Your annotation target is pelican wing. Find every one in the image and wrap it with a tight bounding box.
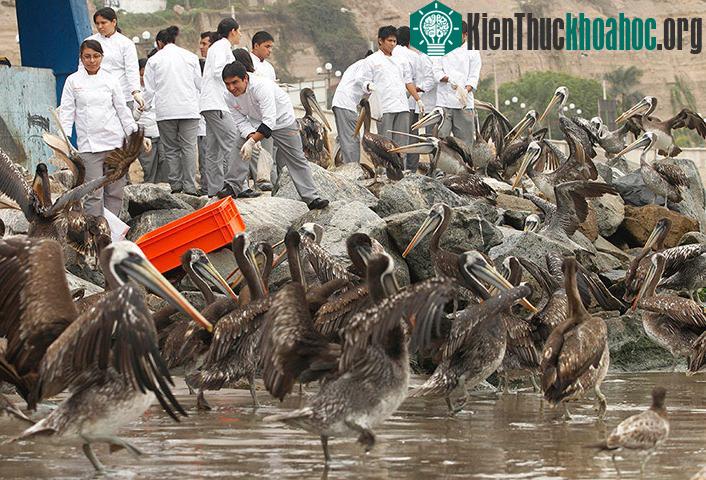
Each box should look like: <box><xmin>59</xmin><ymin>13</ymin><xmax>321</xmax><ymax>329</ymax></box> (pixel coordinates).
<box><xmin>46</xmin><ymin>175</ymin><xmax>107</xmax><ymax>217</ymax></box>
<box><xmin>441</xmin><ymin>173</ymin><xmax>496</xmax><ymax>199</ymax></box>
<box><xmin>549</xmin><ymin>181</ymin><xmax>617</xmax><ymax>237</ymax></box>
<box><xmin>43</xmin><ymin>132</ymin><xmax>85</xmax><ymax>187</ymax></box>
<box><xmin>0</xmin><ymin>148</ymin><xmax>36</xmax><ymax>220</ymax></box>
<box><xmin>661</xmin><ymin>244</ymin><xmax>706</xmax><ymax>278</ymax></box>
<box><xmin>300</xmin><ymin>236</ymin><xmax>358</xmax><ymax>284</ymax></box>
<box><xmin>639</xmin><ymin>295</ymin><xmax>706</xmax><ymax>329</ymax></box>
<box><xmin>666</xmin><ymin>108</ymin><xmax>706</xmax><ymax>138</ymax></box>
<box><xmin>103</xmin><ymin>129</ymin><xmax>144</xmax><ymax>183</ymax></box>
<box><xmin>313</xmin><ymin>284</ymin><xmax>371</xmax><ymax>339</ymax></box>
<box><xmin>653</xmin><ymin>161</ymin><xmax>689</xmax><ymax>187</ymax></box>
<box><xmin>203</xmin><ymin>298</ymin><xmax>271</xmax><ymax>365</ymax></box>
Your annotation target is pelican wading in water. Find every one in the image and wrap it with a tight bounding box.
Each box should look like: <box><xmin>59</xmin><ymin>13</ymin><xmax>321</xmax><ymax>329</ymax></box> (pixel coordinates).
<box><xmin>298</xmin><ymin>87</ymin><xmax>333</xmax><ymax>167</ymax></box>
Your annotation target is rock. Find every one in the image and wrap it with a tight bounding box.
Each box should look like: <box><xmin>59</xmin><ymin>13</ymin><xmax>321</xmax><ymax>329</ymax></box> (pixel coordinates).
<box><xmin>593</xmin><ymin>251</ymin><xmax>622</xmax><ymax>272</ymax></box>
<box><xmin>146</xmin><ymin>290</ymin><xmax>208</xmax><ymax>315</ymax></box>
<box><xmin>489</xmin><ymin>231</ymin><xmax>587</xmax><ymax>267</ymax></box>
<box><xmin>495</xmin><ymin>193</ymin><xmax>539</xmax><ymax>213</ymax></box>
<box><xmin>589</xmin><ymin>191</ymin><xmax>624</xmax><ymax>237</ymax></box>
<box><xmin>612</xmin><ymin>170</ymin><xmax>655</xmax><ymax>206</ymax></box>
<box><xmin>578</xmin><ymin>209</ymin><xmax>599</xmax><ymax>242</ymax></box>
<box><xmin>235</xmin><ymin>197</ymin><xmax>308</xmax><ymax>246</ymax></box>
<box><xmin>594</xmin><ymin>235</ymin><xmax>630</xmax><ymax>262</ymax></box>
<box><xmin>331</xmin><ymin>163</ymin><xmax>370</xmax><ymax>182</ymax></box>
<box><xmin>174</xmin><ymin>193</ymin><xmax>209</xmax><ymax>210</ymax></box>
<box><xmin>668</xmin><ymin>157</ymin><xmax>706</xmax><ymax>232</ymax></box>
<box><xmin>386</xmin><ymin>205</ymin><xmax>503</xmax><ymax>281</ymax></box>
<box><xmin>0</xmin><ymin>209</ymin><xmax>29</xmax><ymax>234</ymax></box>
<box><xmin>65</xmin><ymin>271</ymin><xmax>103</xmax><ymax>296</ymax></box>
<box><xmin>51</xmin><ymin>169</ymin><xmax>75</xmax><ymax>190</ymax></box>
<box><xmin>295</xmin><ymin>200</ymin><xmax>410</xmax><ymax>285</ymax></box>
<box><xmin>497</xmin><ymin>225</ymin><xmax>524</xmax><ymax>241</ymax></box>
<box><xmin>374</xmin><ymin>174</ymin><xmax>466</xmax><ymax>217</ymax></box>
<box><xmin>482</xmin><ymin>177</ymin><xmax>515</xmax><ymax>194</ymax></box>
<box><xmin>204</xmin><ymin>246</ymin><xmax>237</xmax><ymax>280</ymax></box>
<box><xmin>121</xmin><ymin>183</ymin><xmax>193</xmax><ymax>219</ymax></box>
<box><xmin>678</xmin><ymin>231</ymin><xmax>706</xmax><ymax>246</ymax></box>
<box><xmin>601</xmin><ymin>311</ymin><xmax>675</xmax><ymax>371</ymax></box>
<box><xmin>126</xmin><ymin>208</ymin><xmax>192</xmax><ymax>241</ymax></box>
<box><xmin>618</xmin><ymin>205</ymin><xmax>699</xmax><ymax>249</ymax></box>
<box><xmin>274</xmin><ymin>163</ymin><xmax>378</xmax><ymax>209</ymax></box>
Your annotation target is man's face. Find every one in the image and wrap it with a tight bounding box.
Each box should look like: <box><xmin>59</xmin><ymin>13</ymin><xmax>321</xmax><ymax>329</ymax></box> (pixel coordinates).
<box><xmin>252</xmin><ymin>40</ymin><xmax>274</xmax><ymax>60</ymax></box>
<box><xmin>224</xmin><ymin>74</ymin><xmax>249</xmax><ymax>96</ymax></box>
<box><xmin>379</xmin><ymin>36</ymin><xmax>397</xmax><ymax>55</ymax></box>
<box><xmin>199</xmin><ymin>36</ymin><xmax>211</xmax><ymax>57</ymax></box>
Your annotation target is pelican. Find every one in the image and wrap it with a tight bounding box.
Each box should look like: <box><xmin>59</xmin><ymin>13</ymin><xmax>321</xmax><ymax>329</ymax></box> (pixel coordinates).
<box><xmin>615</xmin><ymin>96</ymin><xmax>706</xmax><ymax>157</ymax></box>
<box><xmin>541</xmin><ymin>256</ymin><xmax>609</xmax><ymax>419</ymax></box>
<box><xmin>631</xmin><ymin>253</ymin><xmax>706</xmax><ymax>372</ymax></box>
<box><xmin>353</xmin><ymin>98</ymin><xmax>403</xmax><ymax>182</ymax></box>
<box><xmin>589</xmin><ymin>116</ymin><xmax>635</xmax><ymax>156</ymax></box>
<box><xmin>437</xmin><ymin>172</ymin><xmax>497</xmax><ymax>200</ymax></box>
<box><xmin>298</xmin><ymin>87</ymin><xmax>332</xmax><ymax>168</ymax></box>
<box><xmin>538</xmin><ymin>86</ymin><xmax>599</xmax><ymax>159</ymax></box>
<box><xmin>614</xmin><ymin>132</ymin><xmax>689</xmax><ymax>206</ymax></box>
<box><xmin>523</xmin><ymin>213</ymin><xmax>541</xmax><ymax>232</ymax></box>
<box><xmin>262</xmin><ymin>252</ymin><xmax>455</xmax><ymax>463</ymax></box>
<box><xmin>0</xmin><ymin>238</ymin><xmax>211</xmax><ymax>471</ymax></box>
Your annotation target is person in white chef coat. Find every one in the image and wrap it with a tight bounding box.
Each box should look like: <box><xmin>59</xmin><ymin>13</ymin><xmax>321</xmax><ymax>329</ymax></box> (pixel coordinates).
<box><xmin>200</xmin><ymin>17</ymin><xmax>241</xmax><ymax>198</ymax></box>
<box><xmin>144</xmin><ymin>26</ymin><xmax>201</xmax><ymax>195</ymax></box>
<box><xmin>249</xmin><ymin>31</ymin><xmax>277</xmax><ymax>82</ymax></box>
<box><xmin>85</xmin><ymin>7</ymin><xmax>143</xmax><ymax>110</ymax></box>
<box><xmin>135</xmin><ymin>56</ymin><xmax>168</xmax><ymax>184</ymax></box>
<box><xmin>60</xmin><ymin>40</ymin><xmax>151</xmax><ymax>217</ymax></box>
<box><xmin>432</xmin><ymin>21</ymin><xmax>482</xmax><ymax>144</ymax></box>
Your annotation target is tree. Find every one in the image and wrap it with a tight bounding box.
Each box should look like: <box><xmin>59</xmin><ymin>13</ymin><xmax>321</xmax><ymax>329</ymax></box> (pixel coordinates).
<box><xmin>605</xmin><ymin>66</ymin><xmax>643</xmax><ymax>112</ymax></box>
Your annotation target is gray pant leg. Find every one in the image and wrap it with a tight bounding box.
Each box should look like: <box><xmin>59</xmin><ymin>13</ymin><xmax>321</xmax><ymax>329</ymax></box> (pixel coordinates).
<box><xmin>270</xmin><ymin>144</ymin><xmax>282</xmax><ymax>185</ymax></box>
<box><xmin>157</xmin><ymin>119</ymin><xmax>182</xmax><ymax>191</ymax></box>
<box><xmin>82</xmin><ymin>151</ymin><xmax>107</xmax><ymax>217</ymax></box>
<box><xmin>333</xmin><ymin>106</ymin><xmax>360</xmax><ymax>164</ymax></box>
<box><xmin>381</xmin><ymin>112</ymin><xmax>410</xmax><ymax>168</ymax></box>
<box><xmin>138</xmin><ymin>136</ymin><xmax>159</xmax><ymax>183</ymax></box>
<box><xmin>198</xmin><ymin>135</ymin><xmax>208</xmax><ymax>191</ymax></box>
<box><xmin>406</xmin><ymin>110</ymin><xmax>420</xmax><ymax>170</ymax></box>
<box><xmin>176</xmin><ymin>118</ymin><xmax>199</xmax><ymax>194</ymax></box>
<box><xmin>272</xmin><ymin>122</ymin><xmax>320</xmax><ymax>203</ymax></box>
<box><xmin>202</xmin><ymin>110</ymin><xmax>238</xmax><ymax>196</ymax></box>
<box><xmin>438</xmin><ymin>107</ymin><xmax>455</xmax><ymax>138</ymax></box>
<box><xmin>223</xmin><ymin>135</ymin><xmax>248</xmax><ymax>194</ymax></box>
<box><xmin>379</xmin><ymin>113</ymin><xmax>395</xmax><ymax>142</ymax></box>
<box><xmin>451</xmin><ymin>108</ymin><xmax>476</xmax><ymax>144</ymax></box>
<box><xmin>154</xmin><ymin>137</ymin><xmax>170</xmax><ymax>183</ymax></box>
<box><xmin>104</xmin><ymin>167</ymin><xmax>127</xmax><ymax>216</ymax></box>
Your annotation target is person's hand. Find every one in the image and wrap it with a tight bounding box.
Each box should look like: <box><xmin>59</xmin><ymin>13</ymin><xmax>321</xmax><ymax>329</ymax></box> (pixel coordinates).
<box><xmin>365</xmin><ymin>82</ymin><xmax>376</xmax><ymax>92</ymax></box>
<box><xmin>132</xmin><ymin>90</ymin><xmax>145</xmax><ymax>110</ymax></box>
<box><xmin>440</xmin><ymin>76</ymin><xmax>449</xmax><ymax>83</ymax></box>
<box><xmin>455</xmin><ymin>86</ymin><xmax>468</xmax><ymax>108</ymax></box>
<box><xmin>240</xmin><ymin>137</ymin><xmax>257</xmax><ymax>161</ymax></box>
<box><xmin>416</xmin><ymin>98</ymin><xmax>425</xmax><ymax>115</ymax></box>
<box><xmin>142</xmin><ymin>137</ymin><xmax>152</xmax><ymax>153</ymax></box>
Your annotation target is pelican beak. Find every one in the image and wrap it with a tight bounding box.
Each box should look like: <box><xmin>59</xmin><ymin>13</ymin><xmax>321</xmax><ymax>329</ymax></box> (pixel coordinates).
<box><xmin>511</xmin><ymin>146</ymin><xmax>540</xmax><ymax>189</ymax></box>
<box><xmin>381</xmin><ymin>269</ymin><xmax>401</xmax><ymax>296</ymax></box>
<box><xmin>402</xmin><ymin>211</ymin><xmax>442</xmax><ymax>257</ymax></box>
<box><xmin>615</xmin><ymin>98</ymin><xmax>650</xmax><ymax>124</ymax></box>
<box><xmin>631</xmin><ymin>261</ymin><xmax>656</xmax><ymax>312</ymax></box>
<box><xmin>193</xmin><ymin>257</ymin><xmax>239</xmax><ymax>301</ymax></box>
<box><xmin>466</xmin><ymin>259</ymin><xmax>538</xmax><ymax>313</ymax></box>
<box><xmin>614</xmin><ymin>133</ymin><xmax>652</xmax><ymax>158</ymax></box>
<box><xmin>353</xmin><ymin>103</ymin><xmax>368</xmax><ymax>137</ymax></box>
<box><xmin>388</xmin><ymin>141</ymin><xmax>436</xmax><ymax>155</ymax></box>
<box><xmin>124</xmin><ymin>255</ymin><xmax>213</xmax><ymax>332</ymax></box>
<box><xmin>642</xmin><ymin>220</ymin><xmax>668</xmax><ymax>254</ymax></box>
<box><xmin>538</xmin><ymin>91</ymin><xmax>562</xmax><ymax>123</ymax></box>
<box><xmin>411</xmin><ymin>109</ymin><xmax>442</xmax><ymax>131</ymax></box>
<box><xmin>306</xmin><ymin>93</ymin><xmax>332</xmax><ymax>130</ymax></box>
<box><xmin>247</xmin><ymin>245</ymin><xmax>269</xmax><ymax>296</ymax></box>
<box><xmin>505</xmin><ymin>112</ymin><xmax>537</xmax><ymax>142</ymax></box>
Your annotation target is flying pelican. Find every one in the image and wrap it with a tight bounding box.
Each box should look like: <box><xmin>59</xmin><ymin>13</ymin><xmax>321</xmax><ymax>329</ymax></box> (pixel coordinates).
<box><xmin>353</xmin><ymin>98</ymin><xmax>404</xmax><ymax>182</ymax></box>
<box><xmin>615</xmin><ymin>96</ymin><xmax>706</xmax><ymax>157</ymax></box>
<box><xmin>298</xmin><ymin>88</ymin><xmax>333</xmax><ymax>167</ymax></box>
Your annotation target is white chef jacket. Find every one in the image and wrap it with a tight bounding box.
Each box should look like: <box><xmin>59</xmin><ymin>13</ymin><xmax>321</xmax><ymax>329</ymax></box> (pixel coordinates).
<box><xmin>84</xmin><ymin>31</ymin><xmax>140</xmax><ymax>103</ymax></box>
<box><xmin>143</xmin><ymin>43</ymin><xmax>201</xmax><ymax>121</ymax></box>
<box><xmin>133</xmin><ymin>86</ymin><xmax>159</xmax><ymax>138</ymax></box>
<box><xmin>223</xmin><ymin>75</ymin><xmax>296</xmax><ymax>139</ymax></box>
<box><xmin>199</xmin><ymin>38</ymin><xmax>235</xmax><ymax>113</ymax></box>
<box><xmin>393</xmin><ymin>45</ymin><xmax>422</xmax><ymax>111</ymax></box>
<box><xmin>59</xmin><ymin>68</ymin><xmax>137</xmax><ymax>153</ymax></box>
<box><xmin>360</xmin><ymin>50</ymin><xmax>411</xmax><ymax>114</ymax></box>
<box><xmin>331</xmin><ymin>58</ymin><xmax>371</xmax><ymax>112</ymax></box>
<box><xmin>433</xmin><ymin>42</ymin><xmax>482</xmax><ymax>109</ymax></box>
<box><xmin>249</xmin><ymin>52</ymin><xmax>277</xmax><ymax>81</ymax></box>
<box><xmin>417</xmin><ymin>53</ymin><xmax>437</xmax><ymax>114</ymax></box>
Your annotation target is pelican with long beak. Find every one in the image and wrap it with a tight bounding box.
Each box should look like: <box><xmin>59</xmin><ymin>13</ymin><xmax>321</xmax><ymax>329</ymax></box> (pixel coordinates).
<box><xmin>298</xmin><ymin>87</ymin><xmax>332</xmax><ymax>167</ymax></box>
<box><xmin>505</xmin><ymin>110</ymin><xmax>538</xmax><ymax>143</ymax></box>
<box><xmin>353</xmin><ymin>98</ymin><xmax>404</xmax><ymax>181</ymax></box>
<box><xmin>511</xmin><ymin>141</ymin><xmax>543</xmax><ymax>190</ymax></box>
<box><xmin>539</xmin><ymin>86</ymin><xmax>598</xmax><ymax>159</ymax></box>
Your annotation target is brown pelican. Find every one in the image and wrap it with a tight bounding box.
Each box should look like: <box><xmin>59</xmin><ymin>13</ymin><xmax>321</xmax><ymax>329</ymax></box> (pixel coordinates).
<box><xmin>590</xmin><ymin>386</ymin><xmax>669</xmax><ymax>476</ymax></box>
<box><xmin>437</xmin><ymin>172</ymin><xmax>497</xmax><ymax>201</ymax></box>
<box><xmin>615</xmin><ymin>96</ymin><xmax>706</xmax><ymax>157</ymax></box>
<box><xmin>589</xmin><ymin>116</ymin><xmax>635</xmax><ymax>156</ymax></box>
<box><xmin>410</xmin><ymin>252</ymin><xmax>534</xmax><ymax>413</ymax></box>
<box><xmin>0</xmin><ymin>238</ymin><xmax>211</xmax><ymax>471</ymax></box>
<box><xmin>631</xmin><ymin>253</ymin><xmax>706</xmax><ymax>372</ymax></box>
<box><xmin>538</xmin><ymin>86</ymin><xmax>599</xmax><ymax>159</ymax></box>
<box><xmin>615</xmin><ymin>132</ymin><xmax>689</xmax><ymax>206</ymax></box>
<box><xmin>353</xmin><ymin>98</ymin><xmax>403</xmax><ymax>181</ymax></box>
<box><xmin>298</xmin><ymin>87</ymin><xmax>333</xmax><ymax>168</ymax></box>
<box><xmin>523</xmin><ymin>213</ymin><xmax>541</xmax><ymax>232</ymax></box>
<box><xmin>263</xmin><ymin>252</ymin><xmax>455</xmax><ymax>463</ymax></box>
<box><xmin>541</xmin><ymin>256</ymin><xmax>609</xmax><ymax>419</ymax></box>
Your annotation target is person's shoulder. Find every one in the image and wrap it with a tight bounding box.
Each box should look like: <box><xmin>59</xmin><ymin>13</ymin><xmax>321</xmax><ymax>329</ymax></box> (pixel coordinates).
<box><xmin>85</xmin><ymin>32</ymin><xmax>100</xmax><ymax>41</ymax></box>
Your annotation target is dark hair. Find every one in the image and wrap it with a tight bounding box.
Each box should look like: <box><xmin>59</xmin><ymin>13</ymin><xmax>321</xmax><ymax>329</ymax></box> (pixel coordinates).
<box><xmin>93</xmin><ymin>7</ymin><xmax>121</xmax><ymax>33</ymax></box>
<box><xmin>222</xmin><ymin>61</ymin><xmax>248</xmax><ymax>81</ymax></box>
<box><xmin>462</xmin><ymin>20</ymin><xmax>468</xmax><ymax>35</ymax></box>
<box><xmin>364</xmin><ymin>49</ymin><xmax>373</xmax><ymax>58</ymax></box>
<box><xmin>252</xmin><ymin>31</ymin><xmax>274</xmax><ymax>48</ymax></box>
<box><xmin>156</xmin><ymin>25</ymin><xmax>179</xmax><ymax>45</ymax></box>
<box><xmin>138</xmin><ymin>58</ymin><xmax>148</xmax><ymax>70</ymax></box>
<box><xmin>147</xmin><ymin>48</ymin><xmax>158</xmax><ymax>58</ymax></box>
<box><xmin>216</xmin><ymin>18</ymin><xmax>240</xmax><ymax>40</ymax></box>
<box><xmin>377</xmin><ymin>25</ymin><xmax>397</xmax><ymax>40</ymax></box>
<box><xmin>80</xmin><ymin>39</ymin><xmax>104</xmax><ymax>55</ymax></box>
<box><xmin>396</xmin><ymin>26</ymin><xmax>410</xmax><ymax>46</ymax></box>
<box><xmin>200</xmin><ymin>31</ymin><xmax>218</xmax><ymax>43</ymax></box>
<box><xmin>233</xmin><ymin>48</ymin><xmax>255</xmax><ymax>73</ymax></box>
<box><xmin>199</xmin><ymin>57</ymin><xmax>205</xmax><ymax>74</ymax></box>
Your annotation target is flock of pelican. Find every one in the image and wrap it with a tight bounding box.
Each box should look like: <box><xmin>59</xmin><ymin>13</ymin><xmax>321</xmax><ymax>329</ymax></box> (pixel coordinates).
<box><xmin>0</xmin><ymin>87</ymin><xmax>705</xmax><ymax>476</ymax></box>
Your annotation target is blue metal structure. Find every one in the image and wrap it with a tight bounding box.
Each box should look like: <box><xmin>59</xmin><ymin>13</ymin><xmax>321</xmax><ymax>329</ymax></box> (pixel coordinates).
<box><xmin>15</xmin><ymin>0</ymin><xmax>92</xmax><ymax>103</ymax></box>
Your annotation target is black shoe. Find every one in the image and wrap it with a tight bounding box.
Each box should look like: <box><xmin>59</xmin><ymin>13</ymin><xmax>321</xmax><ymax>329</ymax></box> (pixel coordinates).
<box><xmin>237</xmin><ymin>189</ymin><xmax>262</xmax><ymax>199</ymax></box>
<box><xmin>182</xmin><ymin>190</ymin><xmax>199</xmax><ymax>197</ymax></box>
<box><xmin>216</xmin><ymin>185</ymin><xmax>235</xmax><ymax>199</ymax></box>
<box><xmin>257</xmin><ymin>181</ymin><xmax>273</xmax><ymax>192</ymax></box>
<box><xmin>307</xmin><ymin>198</ymin><xmax>329</xmax><ymax>210</ymax></box>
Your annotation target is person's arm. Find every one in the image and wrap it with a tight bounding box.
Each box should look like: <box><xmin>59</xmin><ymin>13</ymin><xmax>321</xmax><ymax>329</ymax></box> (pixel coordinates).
<box><xmin>420</xmin><ymin>56</ymin><xmax>436</xmax><ymax>93</ymax></box>
<box><xmin>123</xmin><ymin>38</ymin><xmax>142</xmax><ymax>97</ymax></box>
<box><xmin>112</xmin><ymin>80</ymin><xmax>138</xmax><ymax>135</ymax></box>
<box><xmin>225</xmin><ymin>93</ymin><xmax>255</xmax><ymax>138</ymax></box>
<box><xmin>250</xmin><ymin>81</ymin><xmax>277</xmax><ymax>142</ymax></box>
<box><xmin>143</xmin><ymin>59</ymin><xmax>156</xmax><ymax>107</ymax></box>
<box><xmin>465</xmin><ymin>50</ymin><xmax>482</xmax><ymax>93</ymax></box>
<box><xmin>58</xmin><ymin>77</ymin><xmax>76</xmax><ymax>138</ymax></box>
<box><xmin>358</xmin><ymin>57</ymin><xmax>376</xmax><ymax>92</ymax></box>
<box><xmin>191</xmin><ymin>55</ymin><xmax>202</xmax><ymax>92</ymax></box>
<box><xmin>212</xmin><ymin>43</ymin><xmax>234</xmax><ymax>81</ymax></box>
<box><xmin>432</xmin><ymin>57</ymin><xmax>448</xmax><ymax>83</ymax></box>
<box><xmin>406</xmin><ymin>83</ymin><xmax>421</xmax><ymax>102</ymax></box>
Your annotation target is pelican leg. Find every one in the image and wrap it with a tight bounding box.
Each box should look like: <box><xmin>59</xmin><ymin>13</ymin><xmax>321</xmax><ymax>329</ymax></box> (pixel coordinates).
<box><xmin>595</xmin><ymin>385</ymin><xmax>608</xmax><ymax>419</ymax></box>
<box><xmin>445</xmin><ymin>396</ymin><xmax>455</xmax><ymax>414</ymax></box>
<box><xmin>345</xmin><ymin>420</ymin><xmax>375</xmax><ymax>453</ymax></box>
<box><xmin>96</xmin><ymin>436</ymin><xmax>144</xmax><ymax>458</ymax></box>
<box><xmin>196</xmin><ymin>390</ymin><xmax>212</xmax><ymax>411</ymax></box>
<box><xmin>249</xmin><ymin>374</ymin><xmax>259</xmax><ymax>409</ymax></box>
<box><xmin>530</xmin><ymin>375</ymin><xmax>540</xmax><ymax>393</ymax></box>
<box><xmin>320</xmin><ymin>435</ymin><xmax>331</xmax><ymax>463</ymax></box>
<box><xmin>562</xmin><ymin>403</ymin><xmax>573</xmax><ymax>420</ymax></box>
<box><xmin>611</xmin><ymin>453</ymin><xmax>622</xmax><ymax>478</ymax></box>
<box><xmin>81</xmin><ymin>441</ymin><xmax>104</xmax><ymax>472</ymax></box>
<box><xmin>640</xmin><ymin>449</ymin><xmax>656</xmax><ymax>475</ymax></box>
<box><xmin>671</xmin><ymin>356</ymin><xmax>677</xmax><ymax>372</ymax></box>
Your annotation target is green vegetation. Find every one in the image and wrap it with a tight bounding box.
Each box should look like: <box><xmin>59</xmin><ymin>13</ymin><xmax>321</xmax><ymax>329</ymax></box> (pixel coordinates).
<box><xmin>670</xmin><ymin>75</ymin><xmax>702</xmax><ymax>148</ymax></box>
<box><xmin>605</xmin><ymin>66</ymin><xmax>644</xmax><ymax>113</ymax></box>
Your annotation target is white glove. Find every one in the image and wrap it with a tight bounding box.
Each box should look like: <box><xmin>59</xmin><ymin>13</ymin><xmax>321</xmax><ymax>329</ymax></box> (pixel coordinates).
<box><xmin>364</xmin><ymin>81</ymin><xmax>376</xmax><ymax>92</ymax></box>
<box><xmin>455</xmin><ymin>85</ymin><xmax>468</xmax><ymax>108</ymax></box>
<box><xmin>132</xmin><ymin>90</ymin><xmax>145</xmax><ymax>110</ymax></box>
<box><xmin>240</xmin><ymin>137</ymin><xmax>257</xmax><ymax>161</ymax></box>
<box><xmin>142</xmin><ymin>137</ymin><xmax>152</xmax><ymax>153</ymax></box>
<box><xmin>416</xmin><ymin>98</ymin><xmax>425</xmax><ymax>115</ymax></box>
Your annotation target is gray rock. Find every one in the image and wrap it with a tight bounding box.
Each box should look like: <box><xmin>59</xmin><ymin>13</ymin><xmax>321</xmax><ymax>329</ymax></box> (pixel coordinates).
<box><xmin>235</xmin><ymin>197</ymin><xmax>308</xmax><ymax>245</ymax></box>
<box><xmin>678</xmin><ymin>231</ymin><xmax>706</xmax><ymax>246</ymax></box>
<box><xmin>174</xmin><ymin>193</ymin><xmax>209</xmax><ymax>210</ymax></box>
<box><xmin>205</xmin><ymin>246</ymin><xmax>237</xmax><ymax>280</ymax></box>
<box><xmin>121</xmin><ymin>183</ymin><xmax>193</xmax><ymax>219</ymax></box>
<box><xmin>593</xmin><ymin>251</ymin><xmax>622</xmax><ymax>273</ymax></box>
<box><xmin>490</xmin><ymin>231</ymin><xmax>575</xmax><ymax>266</ymax></box>
<box><xmin>295</xmin><ymin>200</ymin><xmax>410</xmax><ymax>285</ymax></box>
<box><xmin>601</xmin><ymin>311</ymin><xmax>675</xmax><ymax>371</ymax></box>
<box><xmin>374</xmin><ymin>174</ymin><xmax>466</xmax><ymax>217</ymax></box>
<box><xmin>0</xmin><ymin>209</ymin><xmax>29</xmax><ymax>234</ymax></box>
<box><xmin>126</xmin><ymin>208</ymin><xmax>192</xmax><ymax>241</ymax></box>
<box><xmin>274</xmin><ymin>163</ymin><xmax>378</xmax><ymax>208</ymax></box>
<box><xmin>594</xmin><ymin>235</ymin><xmax>630</xmax><ymax>262</ymax></box>
<box><xmin>65</xmin><ymin>271</ymin><xmax>104</xmax><ymax>296</ymax></box>
<box><xmin>386</xmin><ymin>205</ymin><xmax>503</xmax><ymax>281</ymax></box>
<box><xmin>332</xmin><ymin>163</ymin><xmax>370</xmax><ymax>182</ymax></box>
<box><xmin>589</xmin><ymin>191</ymin><xmax>624</xmax><ymax>237</ymax></box>
<box><xmin>668</xmin><ymin>158</ymin><xmax>706</xmax><ymax>232</ymax></box>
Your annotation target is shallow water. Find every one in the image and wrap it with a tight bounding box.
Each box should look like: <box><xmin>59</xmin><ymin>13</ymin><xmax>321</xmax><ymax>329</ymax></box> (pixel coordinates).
<box><xmin>1</xmin><ymin>372</ymin><xmax>705</xmax><ymax>479</ymax></box>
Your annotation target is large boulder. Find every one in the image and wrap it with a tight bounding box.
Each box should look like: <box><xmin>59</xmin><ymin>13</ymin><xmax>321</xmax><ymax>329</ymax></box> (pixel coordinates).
<box><xmin>65</xmin><ymin>271</ymin><xmax>104</xmax><ymax>296</ymax></box>
<box><xmin>120</xmin><ymin>183</ymin><xmax>193</xmax><ymax>220</ymax></box>
<box><xmin>589</xmin><ymin>192</ymin><xmax>625</xmax><ymax>237</ymax></box>
<box><xmin>126</xmin><ymin>208</ymin><xmax>192</xmax><ymax>241</ymax></box>
<box><xmin>679</xmin><ymin>231</ymin><xmax>706</xmax><ymax>246</ymax></box>
<box><xmin>274</xmin><ymin>163</ymin><xmax>378</xmax><ymax>209</ymax></box>
<box><xmin>489</xmin><ymin>231</ymin><xmax>594</xmax><ymax>269</ymax></box>
<box><xmin>386</xmin><ymin>204</ymin><xmax>503</xmax><ymax>281</ymax></box>
<box><xmin>601</xmin><ymin>311</ymin><xmax>675</xmax><ymax>371</ymax></box>
<box><xmin>578</xmin><ymin>209</ymin><xmax>599</xmax><ymax>242</ymax></box>
<box><xmin>617</xmin><ymin>205</ymin><xmax>699</xmax><ymax>248</ymax></box>
<box><xmin>294</xmin><ymin>200</ymin><xmax>410</xmax><ymax>285</ymax></box>
<box><xmin>235</xmin><ymin>197</ymin><xmax>308</xmax><ymax>246</ymax></box>
<box><xmin>496</xmin><ymin>193</ymin><xmax>540</xmax><ymax>230</ymax></box>
<box><xmin>174</xmin><ymin>192</ymin><xmax>209</xmax><ymax>210</ymax></box>
<box><xmin>0</xmin><ymin>209</ymin><xmax>29</xmax><ymax>234</ymax></box>
<box><xmin>374</xmin><ymin>174</ymin><xmax>467</xmax><ymax>217</ymax></box>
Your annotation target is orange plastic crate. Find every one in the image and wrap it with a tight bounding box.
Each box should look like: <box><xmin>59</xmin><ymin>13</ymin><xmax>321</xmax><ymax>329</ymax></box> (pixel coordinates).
<box><xmin>136</xmin><ymin>196</ymin><xmax>246</xmax><ymax>273</ymax></box>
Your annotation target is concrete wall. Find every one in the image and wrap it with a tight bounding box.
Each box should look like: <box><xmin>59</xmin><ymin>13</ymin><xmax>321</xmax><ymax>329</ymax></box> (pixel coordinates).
<box><xmin>104</xmin><ymin>0</ymin><xmax>166</xmax><ymax>13</ymax></box>
<box><xmin>0</xmin><ymin>66</ymin><xmax>56</xmax><ymax>171</ymax></box>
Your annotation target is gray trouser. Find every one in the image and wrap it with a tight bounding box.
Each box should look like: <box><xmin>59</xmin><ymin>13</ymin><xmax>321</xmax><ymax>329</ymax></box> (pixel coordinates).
<box><xmin>82</xmin><ymin>150</ymin><xmax>127</xmax><ymax>217</ymax></box>
<box><xmin>380</xmin><ymin>111</ymin><xmax>410</xmax><ymax>168</ymax></box>
<box><xmin>438</xmin><ymin>107</ymin><xmax>476</xmax><ymax>145</ymax></box>
<box><xmin>333</xmin><ymin>106</ymin><xmax>360</xmax><ymax>164</ymax></box>
<box><xmin>227</xmin><ymin>122</ymin><xmax>319</xmax><ymax>203</ymax></box>
<box><xmin>407</xmin><ymin>110</ymin><xmax>420</xmax><ymax>170</ymax></box>
<box><xmin>202</xmin><ymin>109</ymin><xmax>238</xmax><ymax>196</ymax></box>
<box><xmin>157</xmin><ymin>118</ymin><xmax>199</xmax><ymax>193</ymax></box>
<box><xmin>138</xmin><ymin>136</ymin><xmax>168</xmax><ymax>183</ymax></box>
<box><xmin>198</xmin><ymin>134</ymin><xmax>208</xmax><ymax>191</ymax></box>
<box><xmin>249</xmin><ymin>136</ymin><xmax>273</xmax><ymax>186</ymax></box>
